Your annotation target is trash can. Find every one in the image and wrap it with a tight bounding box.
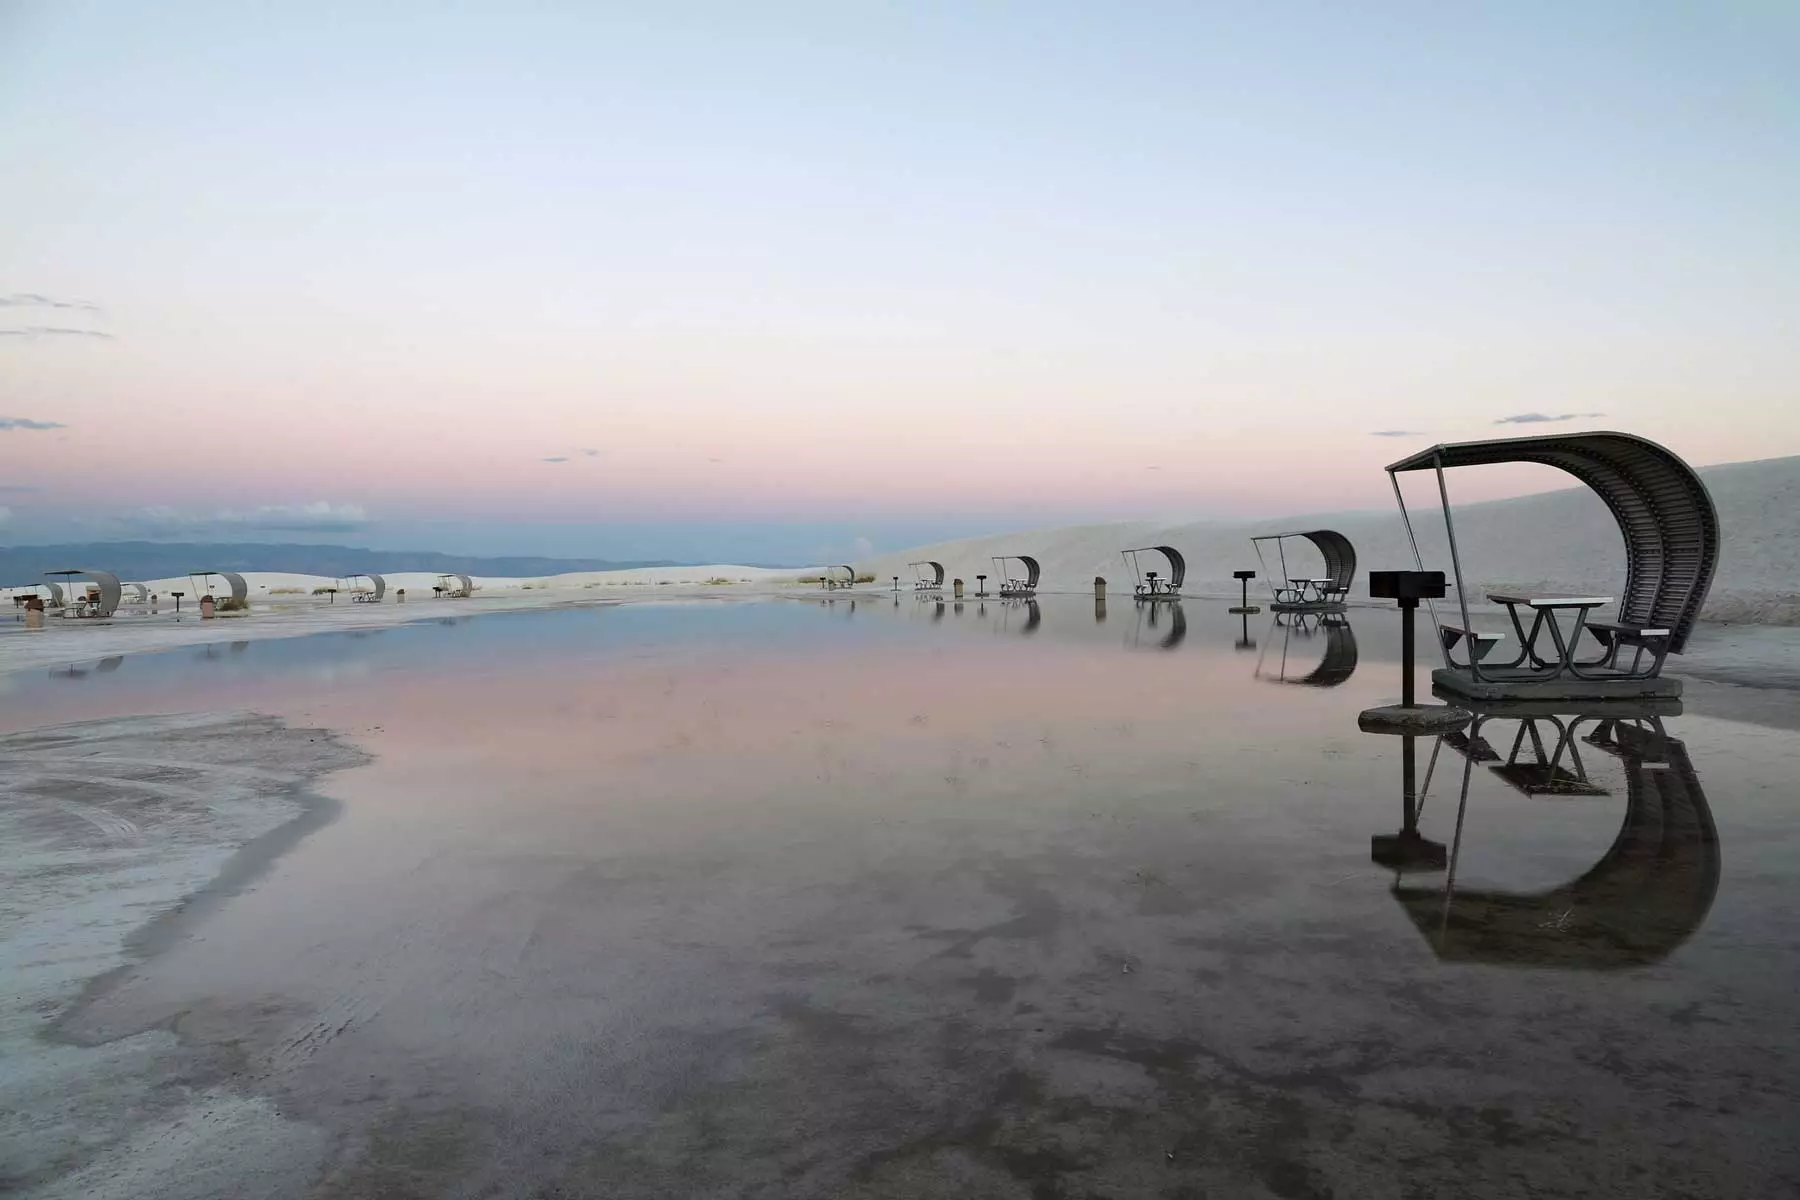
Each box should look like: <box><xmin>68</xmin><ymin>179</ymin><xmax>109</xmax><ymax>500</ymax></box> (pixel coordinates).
<box><xmin>200</xmin><ymin>595</ymin><xmax>216</xmax><ymax>619</ymax></box>
<box><xmin>953</xmin><ymin>578</ymin><xmax>964</xmax><ymax>599</ymax></box>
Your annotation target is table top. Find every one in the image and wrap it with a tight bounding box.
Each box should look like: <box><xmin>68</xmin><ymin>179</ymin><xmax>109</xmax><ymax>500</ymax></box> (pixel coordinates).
<box><xmin>1487</xmin><ymin>592</ymin><xmax>1612</xmax><ymax>608</ymax></box>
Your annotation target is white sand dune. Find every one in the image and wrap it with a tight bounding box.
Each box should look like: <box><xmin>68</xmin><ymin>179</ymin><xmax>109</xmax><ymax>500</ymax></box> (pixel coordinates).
<box><xmin>859</xmin><ymin>454</ymin><xmax>1800</xmax><ymax>626</ymax></box>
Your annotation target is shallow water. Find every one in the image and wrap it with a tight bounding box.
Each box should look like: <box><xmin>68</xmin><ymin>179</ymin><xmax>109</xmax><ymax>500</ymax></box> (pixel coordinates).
<box><xmin>11</xmin><ymin>597</ymin><xmax>1800</xmax><ymax>1197</ymax></box>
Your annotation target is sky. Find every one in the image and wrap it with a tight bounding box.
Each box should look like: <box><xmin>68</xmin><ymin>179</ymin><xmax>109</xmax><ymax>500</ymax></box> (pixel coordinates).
<box><xmin>2</xmin><ymin>2</ymin><xmax>1797</xmax><ymax>563</ymax></box>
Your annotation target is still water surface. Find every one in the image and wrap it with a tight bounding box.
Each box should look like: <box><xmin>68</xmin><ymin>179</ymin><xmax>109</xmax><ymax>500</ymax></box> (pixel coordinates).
<box><xmin>13</xmin><ymin>597</ymin><xmax>1800</xmax><ymax>1197</ymax></box>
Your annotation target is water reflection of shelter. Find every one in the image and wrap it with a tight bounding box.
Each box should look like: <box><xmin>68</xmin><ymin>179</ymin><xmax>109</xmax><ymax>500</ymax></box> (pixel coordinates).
<box><xmin>1395</xmin><ymin>705</ymin><xmax>1718</xmax><ymax>969</ymax></box>
<box><xmin>991</xmin><ymin>555</ymin><xmax>1040</xmax><ymax>598</ymax></box>
<box><xmin>1127</xmin><ymin>600</ymin><xmax>1186</xmax><ymax>650</ymax></box>
<box><xmin>1254</xmin><ymin>613</ymin><xmax>1357</xmax><ymax>685</ymax></box>
<box><xmin>1121</xmin><ymin>545</ymin><xmax>1185</xmax><ymax>601</ymax></box>
<box><xmin>996</xmin><ymin>598</ymin><xmax>1041</xmax><ymax>635</ymax></box>
<box><xmin>910</xmin><ymin>560</ymin><xmax>945</xmax><ymax>593</ymax></box>
<box><xmin>819</xmin><ymin>565</ymin><xmax>856</xmax><ymax>590</ymax></box>
<box><xmin>45</xmin><ymin>569</ymin><xmax>122</xmax><ymax>618</ymax></box>
<box><xmin>1386</xmin><ymin>432</ymin><xmax>1719</xmax><ymax>697</ymax></box>
<box><xmin>1250</xmin><ymin>531</ymin><xmax>1354</xmax><ymax>612</ymax></box>
<box><xmin>1439</xmin><ymin>694</ymin><xmax>1683</xmax><ymax>797</ymax></box>
<box><xmin>437</xmin><ymin>573</ymin><xmax>474</xmax><ymax>598</ymax></box>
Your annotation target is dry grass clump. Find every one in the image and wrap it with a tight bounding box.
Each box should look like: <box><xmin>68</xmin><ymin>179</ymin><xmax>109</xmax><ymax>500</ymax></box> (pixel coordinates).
<box><xmin>268</xmin><ymin>587</ymin><xmax>304</xmax><ymax>595</ymax></box>
<box><xmin>217</xmin><ymin>597</ymin><xmax>250</xmax><ymax>612</ymax></box>
<box><xmin>855</xmin><ymin>573</ymin><xmax>876</xmax><ymax>583</ymax></box>
<box><xmin>704</xmin><ymin>577</ymin><xmax>734</xmax><ymax>586</ymax></box>
<box><xmin>311</xmin><ymin>586</ymin><xmax>334</xmax><ymax>596</ymax></box>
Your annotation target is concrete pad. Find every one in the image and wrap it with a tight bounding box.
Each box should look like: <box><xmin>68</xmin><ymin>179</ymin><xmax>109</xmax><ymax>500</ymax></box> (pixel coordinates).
<box><xmin>1432</xmin><ymin>668</ymin><xmax>1681</xmax><ymax>702</ymax></box>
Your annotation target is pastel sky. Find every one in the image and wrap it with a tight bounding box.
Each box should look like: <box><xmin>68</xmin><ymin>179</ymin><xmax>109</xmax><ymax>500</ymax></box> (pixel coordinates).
<box><xmin>3</xmin><ymin>2</ymin><xmax>1797</xmax><ymax>562</ymax></box>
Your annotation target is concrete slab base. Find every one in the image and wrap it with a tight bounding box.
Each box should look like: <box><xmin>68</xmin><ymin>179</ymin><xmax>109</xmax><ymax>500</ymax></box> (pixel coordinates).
<box><xmin>1228</xmin><ymin>605</ymin><xmax>1262</xmax><ymax>614</ymax></box>
<box><xmin>1432</xmin><ymin>668</ymin><xmax>1681</xmax><ymax>702</ymax></box>
<box><xmin>1271</xmin><ymin>601</ymin><xmax>1345</xmax><ymax>614</ymax></box>
<box><xmin>1357</xmin><ymin>705</ymin><xmax>1473</xmax><ymax>735</ymax></box>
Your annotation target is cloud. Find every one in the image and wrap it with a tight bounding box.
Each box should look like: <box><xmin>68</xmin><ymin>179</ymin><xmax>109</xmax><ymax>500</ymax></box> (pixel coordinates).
<box><xmin>0</xmin><ymin>326</ymin><xmax>114</xmax><ymax>339</ymax></box>
<box><xmin>0</xmin><ymin>417</ymin><xmax>67</xmax><ymax>431</ymax></box>
<box><xmin>0</xmin><ymin>506</ymin><xmax>11</xmax><ymax>524</ymax></box>
<box><xmin>1369</xmin><ymin>429</ymin><xmax>1424</xmax><ymax>438</ymax></box>
<box><xmin>851</xmin><ymin>536</ymin><xmax>874</xmax><ymax>558</ymax></box>
<box><xmin>1492</xmin><ymin>412</ymin><xmax>1605</xmax><ymax>425</ymax></box>
<box><xmin>0</xmin><ymin>293</ymin><xmax>101</xmax><ymax>312</ymax></box>
<box><xmin>0</xmin><ymin>484</ymin><xmax>41</xmax><ymax>492</ymax></box>
<box><xmin>542</xmin><ymin>456</ymin><xmax>569</xmax><ymax>463</ymax></box>
<box><xmin>116</xmin><ymin>502</ymin><xmax>372</xmax><ymax>536</ymax></box>
<box><xmin>581</xmin><ymin>448</ymin><xmax>600</xmax><ymax>457</ymax></box>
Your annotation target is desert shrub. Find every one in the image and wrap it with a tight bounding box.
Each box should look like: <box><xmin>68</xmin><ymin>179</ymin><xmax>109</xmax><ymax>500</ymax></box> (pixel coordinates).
<box><xmin>855</xmin><ymin>573</ymin><xmax>876</xmax><ymax>583</ymax></box>
<box><xmin>704</xmin><ymin>577</ymin><xmax>733</xmax><ymax>586</ymax></box>
<box><xmin>217</xmin><ymin>597</ymin><xmax>250</xmax><ymax>612</ymax></box>
<box><xmin>311</xmin><ymin>586</ymin><xmax>333</xmax><ymax>596</ymax></box>
<box><xmin>269</xmin><ymin>587</ymin><xmax>304</xmax><ymax>595</ymax></box>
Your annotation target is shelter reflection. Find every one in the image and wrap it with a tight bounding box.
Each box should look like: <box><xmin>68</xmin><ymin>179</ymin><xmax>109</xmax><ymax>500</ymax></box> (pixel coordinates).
<box><xmin>1386</xmin><ymin>700</ymin><xmax>1719</xmax><ymax>970</ymax></box>
<box><xmin>1126</xmin><ymin>600</ymin><xmax>1186</xmax><ymax>650</ymax></box>
<box><xmin>1254</xmin><ymin>613</ymin><xmax>1357</xmax><ymax>685</ymax></box>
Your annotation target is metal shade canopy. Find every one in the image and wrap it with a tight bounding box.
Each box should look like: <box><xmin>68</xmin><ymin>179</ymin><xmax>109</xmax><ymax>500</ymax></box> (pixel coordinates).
<box><xmin>46</xmin><ymin>569</ymin><xmax>122</xmax><ymax>617</ymax></box>
<box><xmin>189</xmin><ymin>571</ymin><xmax>249</xmax><ymax>604</ymax></box>
<box><xmin>1248</xmin><ymin>531</ymin><xmax>1356</xmax><ymax>596</ymax></box>
<box><xmin>909</xmin><ymin>560</ymin><xmax>946</xmax><ymax>587</ymax></box>
<box><xmin>1122</xmin><ymin>545</ymin><xmax>1187</xmax><ymax>590</ymax></box>
<box><xmin>1386</xmin><ymin>432</ymin><xmax>1719</xmax><ymax>654</ymax></box>
<box><xmin>346</xmin><ymin>573</ymin><xmax>387</xmax><ymax>601</ymax></box>
<box><xmin>993</xmin><ymin>554</ymin><xmax>1051</xmax><ymax>590</ymax></box>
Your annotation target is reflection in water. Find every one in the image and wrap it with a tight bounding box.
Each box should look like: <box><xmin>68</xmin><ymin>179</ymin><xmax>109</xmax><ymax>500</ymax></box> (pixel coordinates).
<box><xmin>96</xmin><ymin>655</ymin><xmax>125</xmax><ymax>673</ymax></box>
<box><xmin>1391</xmin><ymin>704</ymin><xmax>1720</xmax><ymax>969</ymax></box>
<box><xmin>1234</xmin><ymin>611</ymin><xmax>1257</xmax><ymax>652</ymax></box>
<box><xmin>1093</xmin><ymin>597</ymin><xmax>1107</xmax><ymax>624</ymax></box>
<box><xmin>1254</xmin><ymin>613</ymin><xmax>1357</xmax><ymax>685</ymax></box>
<box><xmin>1126</xmin><ymin>599</ymin><xmax>1186</xmax><ymax>650</ymax></box>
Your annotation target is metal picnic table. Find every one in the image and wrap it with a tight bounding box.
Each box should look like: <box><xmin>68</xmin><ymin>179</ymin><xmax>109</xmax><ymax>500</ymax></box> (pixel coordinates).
<box><xmin>1486</xmin><ymin>593</ymin><xmax>1611</xmax><ymax>680</ymax></box>
<box><xmin>1276</xmin><ymin>577</ymin><xmax>1335</xmax><ymax>604</ymax></box>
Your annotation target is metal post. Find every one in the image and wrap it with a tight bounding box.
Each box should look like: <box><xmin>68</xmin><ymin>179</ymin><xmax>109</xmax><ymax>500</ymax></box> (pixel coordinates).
<box><xmin>1434</xmin><ymin>457</ymin><xmax>1472</xmax><ymax>639</ymax></box>
<box><xmin>1401</xmin><ymin>598</ymin><xmax>1416</xmax><ymax>708</ymax></box>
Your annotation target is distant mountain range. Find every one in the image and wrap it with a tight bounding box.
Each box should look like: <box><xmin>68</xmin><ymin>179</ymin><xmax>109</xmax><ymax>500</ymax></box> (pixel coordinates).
<box><xmin>0</xmin><ymin>541</ymin><xmax>693</xmax><ymax>582</ymax></box>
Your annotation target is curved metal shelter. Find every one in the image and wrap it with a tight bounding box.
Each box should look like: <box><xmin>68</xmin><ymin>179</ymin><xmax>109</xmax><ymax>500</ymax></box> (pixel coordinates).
<box><xmin>346</xmin><ymin>572</ymin><xmax>387</xmax><ymax>601</ymax></box>
<box><xmin>909</xmin><ymin>560</ymin><xmax>945</xmax><ymax>589</ymax></box>
<box><xmin>991</xmin><ymin>555</ymin><xmax>1041</xmax><ymax>595</ymax></box>
<box><xmin>437</xmin><ymin>573</ymin><xmax>474</xmax><ymax>597</ymax></box>
<box><xmin>1122</xmin><ymin>545</ymin><xmax>1187</xmax><ymax>599</ymax></box>
<box><xmin>190</xmin><ymin>571</ymin><xmax>248</xmax><ymax>604</ymax></box>
<box><xmin>1395</xmin><ymin>719</ymin><xmax>1716</xmax><ymax>968</ymax></box>
<box><xmin>1249</xmin><ymin>531</ymin><xmax>1355</xmax><ymax>603</ymax></box>
<box><xmin>123</xmin><ymin>582</ymin><xmax>149</xmax><ymax>604</ymax></box>
<box><xmin>46</xmin><ymin>569</ymin><xmax>122</xmax><ymax>618</ymax></box>
<box><xmin>1386</xmin><ymin>432</ymin><xmax>1718</xmax><ymax>654</ymax></box>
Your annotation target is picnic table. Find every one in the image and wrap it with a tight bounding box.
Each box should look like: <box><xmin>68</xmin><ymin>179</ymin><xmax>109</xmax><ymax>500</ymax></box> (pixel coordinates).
<box><xmin>1275</xmin><ymin>577</ymin><xmax>1336</xmax><ymax>604</ymax></box>
<box><xmin>1448</xmin><ymin>593</ymin><xmax>1607</xmax><ymax>681</ymax></box>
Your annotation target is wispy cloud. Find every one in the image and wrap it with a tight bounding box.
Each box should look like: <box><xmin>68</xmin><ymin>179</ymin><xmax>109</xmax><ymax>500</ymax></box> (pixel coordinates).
<box><xmin>1369</xmin><ymin>429</ymin><xmax>1424</xmax><ymax>438</ymax></box>
<box><xmin>0</xmin><ymin>417</ymin><xmax>67</xmax><ymax>431</ymax></box>
<box><xmin>581</xmin><ymin>448</ymin><xmax>600</xmax><ymax>457</ymax></box>
<box><xmin>542</xmin><ymin>456</ymin><xmax>569</xmax><ymax>463</ymax></box>
<box><xmin>0</xmin><ymin>293</ymin><xmax>101</xmax><ymax>312</ymax></box>
<box><xmin>0</xmin><ymin>484</ymin><xmax>42</xmax><ymax>492</ymax></box>
<box><xmin>1493</xmin><ymin>411</ymin><xmax>1605</xmax><ymax>425</ymax></box>
<box><xmin>0</xmin><ymin>326</ymin><xmax>115</xmax><ymax>340</ymax></box>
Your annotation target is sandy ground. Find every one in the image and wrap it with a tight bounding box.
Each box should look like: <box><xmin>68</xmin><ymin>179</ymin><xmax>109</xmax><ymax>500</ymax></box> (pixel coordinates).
<box><xmin>0</xmin><ymin>713</ymin><xmax>369</xmax><ymax>1199</ymax></box>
